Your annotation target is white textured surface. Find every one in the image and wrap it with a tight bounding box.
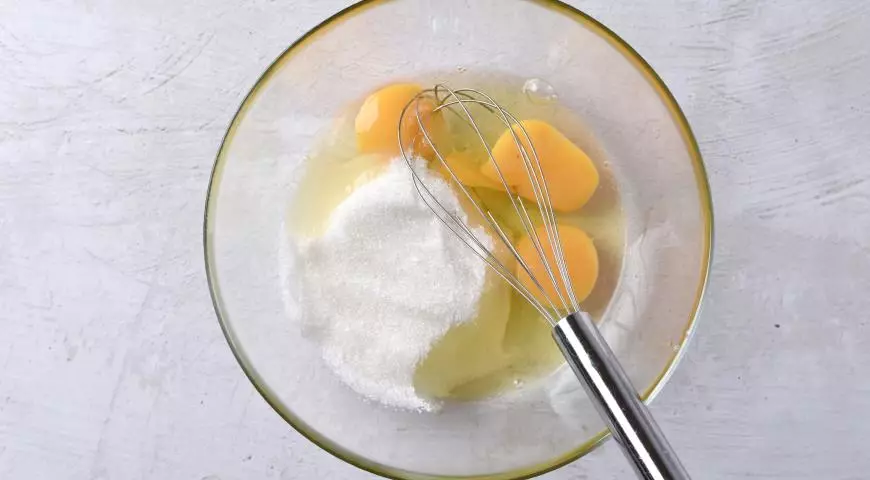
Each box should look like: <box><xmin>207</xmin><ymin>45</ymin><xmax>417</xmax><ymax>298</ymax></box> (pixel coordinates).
<box><xmin>1</xmin><ymin>1</ymin><xmax>869</xmax><ymax>479</ymax></box>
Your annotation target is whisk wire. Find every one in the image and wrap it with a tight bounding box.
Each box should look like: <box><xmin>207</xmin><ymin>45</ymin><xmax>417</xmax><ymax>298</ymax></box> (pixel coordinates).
<box><xmin>398</xmin><ymin>94</ymin><xmax>558</xmax><ymax>325</ymax></box>
<box><xmin>452</xmin><ymin>89</ymin><xmax>577</xmax><ymax>316</ymax></box>
<box><xmin>398</xmin><ymin>84</ymin><xmax>583</xmax><ymax>323</ymax></box>
<box><xmin>465</xmin><ymin>87</ymin><xmax>579</xmax><ymax>314</ymax></box>
<box><xmin>503</xmin><ymin>113</ymin><xmax>580</xmax><ymax>313</ymax></box>
<box><xmin>435</xmin><ymin>88</ymin><xmax>572</xmax><ymax>315</ymax></box>
<box><xmin>408</xmin><ymin>168</ymin><xmax>557</xmax><ymax>325</ymax></box>
<box><xmin>422</xmin><ymin>88</ymin><xmax>566</xmax><ymax>317</ymax></box>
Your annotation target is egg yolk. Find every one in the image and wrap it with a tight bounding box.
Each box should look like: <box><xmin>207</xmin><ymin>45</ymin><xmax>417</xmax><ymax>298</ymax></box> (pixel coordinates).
<box><xmin>355</xmin><ymin>83</ymin><xmax>447</xmax><ymax>159</ymax></box>
<box><xmin>515</xmin><ymin>224</ymin><xmax>598</xmax><ymax>304</ymax></box>
<box><xmin>480</xmin><ymin>119</ymin><xmax>599</xmax><ymax>212</ymax></box>
<box><xmin>433</xmin><ymin>151</ymin><xmax>501</xmax><ymax>189</ymax></box>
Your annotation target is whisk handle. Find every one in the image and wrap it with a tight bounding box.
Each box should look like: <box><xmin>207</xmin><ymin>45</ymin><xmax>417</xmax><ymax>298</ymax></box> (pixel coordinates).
<box><xmin>553</xmin><ymin>312</ymin><xmax>691</xmax><ymax>480</ymax></box>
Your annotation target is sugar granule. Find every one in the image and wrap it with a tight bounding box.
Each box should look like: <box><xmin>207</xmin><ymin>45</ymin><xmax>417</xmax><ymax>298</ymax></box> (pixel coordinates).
<box><xmin>295</xmin><ymin>156</ymin><xmax>491</xmax><ymax>411</ymax></box>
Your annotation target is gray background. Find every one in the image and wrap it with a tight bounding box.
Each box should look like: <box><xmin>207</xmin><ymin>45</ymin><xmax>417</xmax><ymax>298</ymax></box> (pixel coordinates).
<box><xmin>2</xmin><ymin>0</ymin><xmax>868</xmax><ymax>478</ymax></box>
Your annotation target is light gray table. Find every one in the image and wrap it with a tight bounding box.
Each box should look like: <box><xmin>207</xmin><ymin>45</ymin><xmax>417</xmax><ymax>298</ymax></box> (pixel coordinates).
<box><xmin>2</xmin><ymin>1</ymin><xmax>869</xmax><ymax>479</ymax></box>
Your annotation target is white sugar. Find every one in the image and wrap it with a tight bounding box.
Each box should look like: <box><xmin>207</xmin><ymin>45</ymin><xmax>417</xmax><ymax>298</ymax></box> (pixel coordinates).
<box><xmin>295</xmin><ymin>156</ymin><xmax>491</xmax><ymax>411</ymax></box>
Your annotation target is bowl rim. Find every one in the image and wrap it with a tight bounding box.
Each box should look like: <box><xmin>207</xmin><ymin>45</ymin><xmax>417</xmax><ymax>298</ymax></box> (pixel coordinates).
<box><xmin>203</xmin><ymin>1</ymin><xmax>714</xmax><ymax>478</ymax></box>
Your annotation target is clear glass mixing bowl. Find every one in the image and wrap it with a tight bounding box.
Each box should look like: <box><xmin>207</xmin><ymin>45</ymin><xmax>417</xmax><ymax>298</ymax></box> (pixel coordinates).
<box><xmin>204</xmin><ymin>1</ymin><xmax>713</xmax><ymax>478</ymax></box>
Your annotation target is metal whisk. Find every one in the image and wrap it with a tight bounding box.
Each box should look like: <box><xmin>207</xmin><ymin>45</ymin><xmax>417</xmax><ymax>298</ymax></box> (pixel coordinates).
<box><xmin>398</xmin><ymin>85</ymin><xmax>691</xmax><ymax>480</ymax></box>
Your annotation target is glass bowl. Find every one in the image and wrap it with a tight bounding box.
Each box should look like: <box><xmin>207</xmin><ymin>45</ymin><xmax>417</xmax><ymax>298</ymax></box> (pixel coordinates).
<box><xmin>204</xmin><ymin>0</ymin><xmax>712</xmax><ymax>478</ymax></box>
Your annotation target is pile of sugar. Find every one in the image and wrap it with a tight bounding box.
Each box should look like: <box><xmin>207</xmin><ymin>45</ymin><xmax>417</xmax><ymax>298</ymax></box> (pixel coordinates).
<box><xmin>295</xmin><ymin>157</ymin><xmax>492</xmax><ymax>411</ymax></box>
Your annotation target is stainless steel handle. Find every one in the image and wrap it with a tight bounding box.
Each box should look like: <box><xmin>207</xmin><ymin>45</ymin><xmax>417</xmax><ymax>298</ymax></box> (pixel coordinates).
<box><xmin>552</xmin><ymin>312</ymin><xmax>691</xmax><ymax>480</ymax></box>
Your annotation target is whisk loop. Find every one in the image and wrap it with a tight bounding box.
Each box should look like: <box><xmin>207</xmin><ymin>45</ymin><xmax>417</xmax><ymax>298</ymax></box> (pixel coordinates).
<box><xmin>398</xmin><ymin>85</ymin><xmax>579</xmax><ymax>326</ymax></box>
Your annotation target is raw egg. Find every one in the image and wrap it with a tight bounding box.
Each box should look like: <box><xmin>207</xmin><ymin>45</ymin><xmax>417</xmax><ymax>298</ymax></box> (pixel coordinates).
<box><xmin>434</xmin><ymin>151</ymin><xmax>501</xmax><ymax>189</ymax></box>
<box><xmin>515</xmin><ymin>224</ymin><xmax>598</xmax><ymax>304</ymax></box>
<box><xmin>480</xmin><ymin>119</ymin><xmax>599</xmax><ymax>212</ymax></box>
<box><xmin>355</xmin><ymin>83</ymin><xmax>447</xmax><ymax>159</ymax></box>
